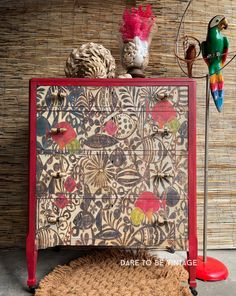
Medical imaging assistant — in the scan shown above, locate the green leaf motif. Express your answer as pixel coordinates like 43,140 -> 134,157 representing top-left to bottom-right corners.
67,139 -> 80,153
167,118 -> 180,133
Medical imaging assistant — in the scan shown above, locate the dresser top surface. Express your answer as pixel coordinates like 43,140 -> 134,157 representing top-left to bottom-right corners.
30,77 -> 196,87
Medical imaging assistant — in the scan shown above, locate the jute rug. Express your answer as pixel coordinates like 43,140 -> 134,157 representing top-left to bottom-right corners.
35,249 -> 192,296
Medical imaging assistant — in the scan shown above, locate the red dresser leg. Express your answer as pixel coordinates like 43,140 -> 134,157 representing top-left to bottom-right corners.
187,236 -> 198,295
26,234 -> 38,288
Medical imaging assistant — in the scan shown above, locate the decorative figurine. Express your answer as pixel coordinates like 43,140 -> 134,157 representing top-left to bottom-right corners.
119,5 -> 156,78
201,15 -> 229,112
185,43 -> 197,78
65,42 -> 116,78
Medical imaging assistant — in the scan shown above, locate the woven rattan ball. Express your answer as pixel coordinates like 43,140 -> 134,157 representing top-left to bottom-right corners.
65,42 -> 116,78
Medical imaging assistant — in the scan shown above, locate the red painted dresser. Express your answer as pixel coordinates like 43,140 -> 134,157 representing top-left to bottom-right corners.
27,78 -> 197,290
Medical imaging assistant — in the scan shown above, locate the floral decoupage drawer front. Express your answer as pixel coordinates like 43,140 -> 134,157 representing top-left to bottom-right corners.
36,110 -> 188,153
36,195 -> 188,250
36,85 -> 189,112
36,151 -> 188,199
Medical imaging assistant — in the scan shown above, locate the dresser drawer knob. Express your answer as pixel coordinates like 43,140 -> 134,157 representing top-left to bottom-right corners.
51,91 -> 67,100
155,172 -> 174,178
47,216 -> 66,224
156,93 -> 168,100
160,128 -> 170,137
155,93 -> 173,101
157,216 -> 165,224
152,126 -> 170,137
166,246 -> 175,254
50,127 -> 67,134
51,172 -> 67,178
152,216 -> 167,226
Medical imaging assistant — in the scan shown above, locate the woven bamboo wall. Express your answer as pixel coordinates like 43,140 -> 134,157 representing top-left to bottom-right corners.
0,0 -> 235,248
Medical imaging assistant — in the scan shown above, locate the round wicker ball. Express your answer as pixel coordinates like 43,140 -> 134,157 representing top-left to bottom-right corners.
65,42 -> 116,78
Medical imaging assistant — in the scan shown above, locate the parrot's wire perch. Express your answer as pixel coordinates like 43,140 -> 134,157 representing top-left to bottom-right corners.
175,0 -> 236,79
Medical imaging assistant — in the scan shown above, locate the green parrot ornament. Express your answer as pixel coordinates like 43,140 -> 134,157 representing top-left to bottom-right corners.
201,15 -> 229,112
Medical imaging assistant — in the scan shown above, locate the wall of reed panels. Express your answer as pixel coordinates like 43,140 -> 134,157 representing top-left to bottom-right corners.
0,0 -> 235,248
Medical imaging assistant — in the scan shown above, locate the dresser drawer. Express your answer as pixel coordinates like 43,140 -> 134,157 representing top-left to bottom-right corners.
36,85 -> 189,112
36,196 -> 188,249
36,151 -> 188,199
36,151 -> 188,197
36,109 -> 188,153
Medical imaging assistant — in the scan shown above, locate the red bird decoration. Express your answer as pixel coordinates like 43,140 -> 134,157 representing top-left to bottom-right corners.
185,43 -> 197,78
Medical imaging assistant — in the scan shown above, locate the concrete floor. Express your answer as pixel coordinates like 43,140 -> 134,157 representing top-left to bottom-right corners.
0,248 -> 235,296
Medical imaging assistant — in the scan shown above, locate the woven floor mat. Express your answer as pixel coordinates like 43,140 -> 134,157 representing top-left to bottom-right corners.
35,249 -> 192,296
